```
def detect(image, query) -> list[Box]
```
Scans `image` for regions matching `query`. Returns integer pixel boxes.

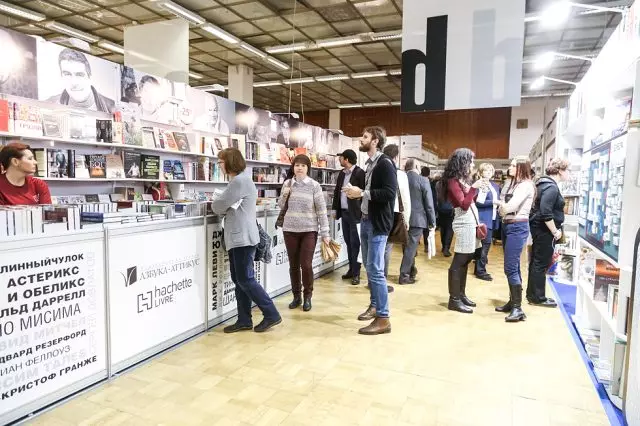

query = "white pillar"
[329,108,341,131]
[123,19,189,83]
[228,64,253,106]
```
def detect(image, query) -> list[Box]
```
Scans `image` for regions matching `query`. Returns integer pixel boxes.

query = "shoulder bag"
[388,190,409,244]
[470,206,488,240]
[275,180,292,229]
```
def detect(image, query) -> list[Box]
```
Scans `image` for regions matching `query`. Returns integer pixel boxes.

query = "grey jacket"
[211,170,259,250]
[407,170,436,229]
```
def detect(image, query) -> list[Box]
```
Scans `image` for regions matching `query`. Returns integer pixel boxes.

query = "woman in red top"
[437,148,488,314]
[0,143,51,205]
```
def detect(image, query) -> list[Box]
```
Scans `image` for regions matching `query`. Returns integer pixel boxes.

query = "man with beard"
[344,126,397,335]
[47,48,115,113]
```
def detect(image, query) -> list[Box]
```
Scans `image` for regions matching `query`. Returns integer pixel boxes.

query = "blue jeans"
[360,219,390,318]
[228,246,281,325]
[502,222,529,286]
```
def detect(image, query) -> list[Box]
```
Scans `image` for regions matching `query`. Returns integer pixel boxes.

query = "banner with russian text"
[401,0,525,111]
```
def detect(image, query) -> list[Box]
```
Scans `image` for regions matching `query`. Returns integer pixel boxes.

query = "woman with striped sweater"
[279,154,331,312]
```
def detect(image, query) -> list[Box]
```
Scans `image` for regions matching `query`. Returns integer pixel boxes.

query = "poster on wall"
[187,87,234,135]
[0,240,107,424]
[273,115,297,148]
[401,0,525,111]
[235,104,270,144]
[107,226,205,367]
[37,40,118,114]
[120,65,177,125]
[0,28,38,99]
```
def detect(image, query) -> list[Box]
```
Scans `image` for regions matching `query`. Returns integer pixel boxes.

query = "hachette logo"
[121,255,200,288]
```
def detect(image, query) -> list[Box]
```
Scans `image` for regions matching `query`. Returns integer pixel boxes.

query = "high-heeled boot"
[505,285,526,322]
[459,263,476,307]
[447,269,473,314]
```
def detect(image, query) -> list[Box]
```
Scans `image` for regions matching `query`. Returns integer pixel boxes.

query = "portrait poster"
[294,122,313,150]
[187,87,234,136]
[235,104,270,144]
[273,115,298,148]
[120,66,175,125]
[0,27,38,99]
[37,40,119,113]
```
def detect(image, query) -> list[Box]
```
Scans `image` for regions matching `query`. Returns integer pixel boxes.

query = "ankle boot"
[459,264,476,307]
[303,297,312,312]
[495,298,512,312]
[447,270,473,314]
[289,295,302,309]
[505,285,526,322]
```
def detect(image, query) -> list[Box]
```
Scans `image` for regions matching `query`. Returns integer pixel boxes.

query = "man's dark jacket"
[332,165,366,222]
[367,154,397,236]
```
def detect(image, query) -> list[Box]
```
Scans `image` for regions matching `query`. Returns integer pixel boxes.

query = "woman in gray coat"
[212,148,282,333]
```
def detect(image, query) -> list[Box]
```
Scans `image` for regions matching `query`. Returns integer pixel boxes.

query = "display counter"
[0,208,349,424]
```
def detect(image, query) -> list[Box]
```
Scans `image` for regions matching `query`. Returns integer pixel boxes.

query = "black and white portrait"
[273,115,298,148]
[188,87,234,135]
[38,41,118,113]
[120,66,175,124]
[0,28,38,99]
[235,104,270,144]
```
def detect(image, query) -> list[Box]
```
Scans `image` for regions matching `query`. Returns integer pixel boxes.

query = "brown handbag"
[388,190,409,244]
[275,181,292,229]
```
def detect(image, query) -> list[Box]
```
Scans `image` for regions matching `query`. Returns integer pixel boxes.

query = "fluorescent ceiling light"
[370,31,402,41]
[162,1,204,25]
[46,22,99,43]
[98,41,124,54]
[539,1,572,27]
[534,52,556,70]
[363,102,391,107]
[254,81,282,87]
[201,24,239,44]
[266,57,289,70]
[239,43,266,58]
[530,76,546,90]
[317,36,363,48]
[352,71,388,79]
[266,42,308,54]
[390,101,401,106]
[195,84,225,92]
[338,103,363,109]
[388,69,402,76]
[316,74,350,82]
[283,77,314,85]
[0,1,45,21]
[188,72,203,79]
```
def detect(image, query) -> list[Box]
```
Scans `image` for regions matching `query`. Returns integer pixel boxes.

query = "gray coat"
[211,169,259,250]
[407,170,436,229]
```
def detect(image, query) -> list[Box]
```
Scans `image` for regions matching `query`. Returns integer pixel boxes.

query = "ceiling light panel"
[162,1,205,25]
[97,40,124,54]
[338,103,364,108]
[254,81,282,87]
[316,74,350,82]
[0,0,45,21]
[266,57,289,70]
[316,36,363,48]
[352,71,388,79]
[201,24,239,44]
[239,43,266,58]
[283,77,315,85]
[46,22,99,43]
[265,42,309,54]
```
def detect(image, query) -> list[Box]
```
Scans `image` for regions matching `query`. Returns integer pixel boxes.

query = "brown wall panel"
[299,110,329,129]
[340,107,511,159]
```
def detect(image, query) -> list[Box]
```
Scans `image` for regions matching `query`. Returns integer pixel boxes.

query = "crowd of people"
[0,127,571,335]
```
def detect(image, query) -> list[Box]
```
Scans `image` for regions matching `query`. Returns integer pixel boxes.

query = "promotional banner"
[37,40,119,114]
[0,27,38,99]
[107,226,205,366]
[401,0,525,111]
[187,87,234,135]
[0,240,106,424]
[265,213,291,297]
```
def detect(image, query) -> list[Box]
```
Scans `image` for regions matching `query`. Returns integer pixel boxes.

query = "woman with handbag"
[211,148,282,333]
[439,148,487,314]
[278,154,331,312]
[494,156,535,322]
[473,163,501,281]
[526,158,570,308]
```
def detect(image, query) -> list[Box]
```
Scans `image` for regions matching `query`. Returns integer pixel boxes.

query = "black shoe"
[342,273,354,280]
[410,266,418,280]
[505,286,526,323]
[254,317,282,333]
[495,301,512,312]
[303,298,312,312]
[460,294,476,307]
[528,297,557,308]
[475,274,493,281]
[223,322,253,334]
[443,250,452,257]
[398,275,415,285]
[448,297,473,313]
[351,277,360,285]
[448,269,472,313]
[387,285,395,293]
[459,265,476,307]
[289,297,302,309]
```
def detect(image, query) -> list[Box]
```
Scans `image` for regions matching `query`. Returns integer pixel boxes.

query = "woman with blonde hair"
[495,156,535,322]
[473,163,501,281]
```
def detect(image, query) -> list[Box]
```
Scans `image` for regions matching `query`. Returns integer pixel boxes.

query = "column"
[228,64,253,106]
[329,109,341,131]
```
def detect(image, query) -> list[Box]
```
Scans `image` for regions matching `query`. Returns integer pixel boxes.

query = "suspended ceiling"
[0,0,632,111]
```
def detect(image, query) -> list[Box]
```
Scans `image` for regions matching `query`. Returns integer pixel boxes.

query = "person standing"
[344,126,397,335]
[211,148,282,333]
[421,166,437,253]
[473,163,501,281]
[0,143,51,205]
[399,159,436,284]
[495,156,536,322]
[279,154,331,312]
[527,158,571,308]
[434,175,455,257]
[439,148,487,314]
[332,149,366,285]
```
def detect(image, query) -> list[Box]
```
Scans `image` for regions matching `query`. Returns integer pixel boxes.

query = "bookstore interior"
[0,2,640,426]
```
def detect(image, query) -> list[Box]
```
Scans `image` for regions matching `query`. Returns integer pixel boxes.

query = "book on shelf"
[123,152,142,178]
[47,149,73,179]
[173,132,191,152]
[106,154,125,179]
[607,284,619,319]
[140,154,160,180]
[593,259,620,302]
[88,155,106,179]
[96,119,113,143]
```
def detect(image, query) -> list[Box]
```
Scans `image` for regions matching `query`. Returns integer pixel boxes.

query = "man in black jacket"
[333,149,366,285]
[345,126,397,335]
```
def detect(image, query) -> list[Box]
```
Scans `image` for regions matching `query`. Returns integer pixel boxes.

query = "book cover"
[141,127,156,148]
[42,112,63,138]
[106,154,125,179]
[47,149,70,178]
[163,160,174,180]
[593,259,620,302]
[32,148,47,178]
[74,155,90,179]
[173,132,191,152]
[163,130,178,151]
[172,160,186,180]
[0,100,9,132]
[123,152,142,178]
[88,155,106,178]
[141,155,160,180]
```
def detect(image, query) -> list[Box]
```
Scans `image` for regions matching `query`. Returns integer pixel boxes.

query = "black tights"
[449,252,475,271]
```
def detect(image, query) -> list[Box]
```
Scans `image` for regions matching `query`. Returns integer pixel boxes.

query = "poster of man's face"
[37,40,118,113]
[0,28,38,99]
[273,115,298,148]
[187,87,234,135]
[235,104,270,143]
[120,66,175,124]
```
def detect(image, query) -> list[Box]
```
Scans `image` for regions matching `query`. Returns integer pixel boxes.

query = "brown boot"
[357,306,376,321]
[358,317,391,335]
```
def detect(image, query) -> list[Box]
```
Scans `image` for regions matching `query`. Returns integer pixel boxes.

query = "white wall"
[509,97,567,157]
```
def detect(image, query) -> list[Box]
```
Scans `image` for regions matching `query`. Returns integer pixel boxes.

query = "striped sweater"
[278,176,330,238]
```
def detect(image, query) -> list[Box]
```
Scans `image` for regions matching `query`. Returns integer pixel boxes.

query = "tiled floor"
[29,242,609,426]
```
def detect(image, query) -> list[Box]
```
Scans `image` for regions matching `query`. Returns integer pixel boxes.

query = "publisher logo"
[135,278,193,314]
[122,266,138,287]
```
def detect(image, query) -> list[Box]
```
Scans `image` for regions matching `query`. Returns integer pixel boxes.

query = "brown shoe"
[357,306,376,321]
[358,317,391,335]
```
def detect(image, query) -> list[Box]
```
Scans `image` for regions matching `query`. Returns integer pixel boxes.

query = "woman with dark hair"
[439,148,487,314]
[473,163,501,281]
[0,143,51,205]
[495,156,535,322]
[279,154,331,311]
[527,157,571,308]
[212,148,281,333]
